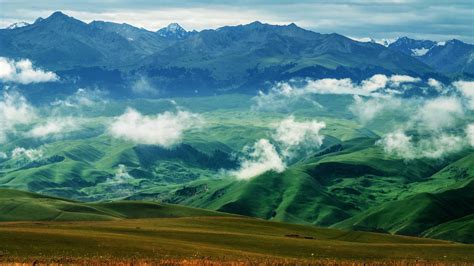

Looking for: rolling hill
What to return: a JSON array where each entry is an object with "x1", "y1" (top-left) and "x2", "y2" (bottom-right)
[
  {"x1": 0, "y1": 188, "x2": 229, "y2": 222},
  {"x1": 1, "y1": 189, "x2": 473, "y2": 264}
]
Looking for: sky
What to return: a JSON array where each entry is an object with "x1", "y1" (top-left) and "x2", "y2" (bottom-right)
[{"x1": 0, "y1": 0, "x2": 473, "y2": 43}]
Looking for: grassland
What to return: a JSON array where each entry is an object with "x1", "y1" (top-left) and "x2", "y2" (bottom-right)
[
  {"x1": 1, "y1": 189, "x2": 473, "y2": 264},
  {"x1": 1, "y1": 94, "x2": 473, "y2": 253},
  {"x1": 1, "y1": 217, "x2": 474, "y2": 264}
]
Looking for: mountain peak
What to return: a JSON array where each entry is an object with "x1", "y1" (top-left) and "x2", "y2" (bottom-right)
[
  {"x1": 157, "y1": 23, "x2": 188, "y2": 38},
  {"x1": 49, "y1": 11, "x2": 69, "y2": 19},
  {"x1": 6, "y1": 22, "x2": 30, "y2": 29}
]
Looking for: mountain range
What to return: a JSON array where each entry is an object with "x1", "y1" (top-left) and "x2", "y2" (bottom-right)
[{"x1": 1, "y1": 11, "x2": 472, "y2": 99}]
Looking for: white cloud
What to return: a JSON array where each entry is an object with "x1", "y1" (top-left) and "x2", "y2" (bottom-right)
[
  {"x1": 415, "y1": 97, "x2": 464, "y2": 131},
  {"x1": 273, "y1": 116, "x2": 326, "y2": 158},
  {"x1": 230, "y1": 116, "x2": 326, "y2": 179},
  {"x1": 427, "y1": 78, "x2": 444, "y2": 93},
  {"x1": 11, "y1": 147, "x2": 43, "y2": 161},
  {"x1": 0, "y1": 57, "x2": 58, "y2": 84},
  {"x1": 230, "y1": 139, "x2": 285, "y2": 180},
  {"x1": 28, "y1": 117, "x2": 81, "y2": 138},
  {"x1": 51, "y1": 88, "x2": 106, "y2": 108},
  {"x1": 360, "y1": 74, "x2": 389, "y2": 93},
  {"x1": 389, "y1": 75, "x2": 421, "y2": 86},
  {"x1": 453, "y1": 80, "x2": 474, "y2": 110},
  {"x1": 106, "y1": 164, "x2": 134, "y2": 183},
  {"x1": 377, "y1": 130, "x2": 416, "y2": 160},
  {"x1": 419, "y1": 134, "x2": 464, "y2": 159},
  {"x1": 108, "y1": 108, "x2": 203, "y2": 148},
  {"x1": 349, "y1": 95, "x2": 401, "y2": 124},
  {"x1": 377, "y1": 131, "x2": 464, "y2": 160},
  {"x1": 467, "y1": 124, "x2": 474, "y2": 147},
  {"x1": 254, "y1": 74, "x2": 422, "y2": 109},
  {"x1": 131, "y1": 76, "x2": 159, "y2": 95},
  {"x1": 0, "y1": 90, "x2": 36, "y2": 142}
]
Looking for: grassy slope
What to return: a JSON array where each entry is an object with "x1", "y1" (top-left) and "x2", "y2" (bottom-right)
[
  {"x1": 0, "y1": 189, "x2": 229, "y2": 222},
  {"x1": 332, "y1": 178, "x2": 474, "y2": 237},
  {"x1": 423, "y1": 214, "x2": 474, "y2": 244},
  {"x1": 3, "y1": 189, "x2": 473, "y2": 263},
  {"x1": 1, "y1": 217, "x2": 474, "y2": 263}
]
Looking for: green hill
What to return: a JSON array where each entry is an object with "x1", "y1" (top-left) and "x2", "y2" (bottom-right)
[
  {"x1": 423, "y1": 214, "x2": 474, "y2": 244},
  {"x1": 1, "y1": 189, "x2": 473, "y2": 264},
  {"x1": 0, "y1": 189, "x2": 230, "y2": 222},
  {"x1": 333, "y1": 178, "x2": 474, "y2": 238}
]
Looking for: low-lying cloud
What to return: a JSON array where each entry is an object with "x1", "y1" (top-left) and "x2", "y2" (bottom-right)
[
  {"x1": 349, "y1": 95, "x2": 401, "y2": 124},
  {"x1": 131, "y1": 76, "x2": 159, "y2": 95},
  {"x1": 230, "y1": 139, "x2": 285, "y2": 180},
  {"x1": 467, "y1": 124, "x2": 474, "y2": 148},
  {"x1": 377, "y1": 131, "x2": 465, "y2": 160},
  {"x1": 0, "y1": 90, "x2": 36, "y2": 143},
  {"x1": 51, "y1": 88, "x2": 107, "y2": 108},
  {"x1": 414, "y1": 97, "x2": 464, "y2": 132},
  {"x1": 453, "y1": 80, "x2": 474, "y2": 110},
  {"x1": 231, "y1": 116, "x2": 326, "y2": 180},
  {"x1": 108, "y1": 108, "x2": 203, "y2": 148},
  {"x1": 273, "y1": 116, "x2": 326, "y2": 159},
  {"x1": 28, "y1": 117, "x2": 81, "y2": 138},
  {"x1": 0, "y1": 57, "x2": 58, "y2": 84},
  {"x1": 11, "y1": 147, "x2": 43, "y2": 161}
]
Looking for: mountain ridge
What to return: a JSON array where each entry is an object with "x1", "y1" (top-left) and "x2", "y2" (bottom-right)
[{"x1": 0, "y1": 11, "x2": 471, "y2": 99}]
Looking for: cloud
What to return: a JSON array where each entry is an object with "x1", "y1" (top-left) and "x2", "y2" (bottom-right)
[
  {"x1": 230, "y1": 139, "x2": 285, "y2": 180},
  {"x1": 414, "y1": 97, "x2": 464, "y2": 131},
  {"x1": 349, "y1": 95, "x2": 401, "y2": 124},
  {"x1": 0, "y1": 90, "x2": 36, "y2": 142},
  {"x1": 107, "y1": 164, "x2": 134, "y2": 183},
  {"x1": 427, "y1": 78, "x2": 444, "y2": 93},
  {"x1": 51, "y1": 88, "x2": 106, "y2": 108},
  {"x1": 453, "y1": 80, "x2": 474, "y2": 110},
  {"x1": 467, "y1": 124, "x2": 474, "y2": 147},
  {"x1": 0, "y1": 57, "x2": 58, "y2": 84},
  {"x1": 273, "y1": 116, "x2": 326, "y2": 158},
  {"x1": 254, "y1": 74, "x2": 421, "y2": 109},
  {"x1": 377, "y1": 130, "x2": 416, "y2": 159},
  {"x1": 377, "y1": 130, "x2": 465, "y2": 160},
  {"x1": 131, "y1": 76, "x2": 159, "y2": 95},
  {"x1": 108, "y1": 108, "x2": 203, "y2": 147},
  {"x1": 389, "y1": 75, "x2": 421, "y2": 86},
  {"x1": 11, "y1": 147, "x2": 43, "y2": 161},
  {"x1": 28, "y1": 117, "x2": 81, "y2": 138},
  {"x1": 230, "y1": 116, "x2": 326, "y2": 179}
]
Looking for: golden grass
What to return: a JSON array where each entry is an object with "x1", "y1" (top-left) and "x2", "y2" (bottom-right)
[{"x1": 0, "y1": 217, "x2": 473, "y2": 265}]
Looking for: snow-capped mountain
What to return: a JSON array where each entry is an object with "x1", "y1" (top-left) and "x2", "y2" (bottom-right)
[
  {"x1": 6, "y1": 22, "x2": 30, "y2": 29},
  {"x1": 157, "y1": 23, "x2": 189, "y2": 39},
  {"x1": 349, "y1": 37, "x2": 396, "y2": 47},
  {"x1": 387, "y1": 37, "x2": 474, "y2": 74}
]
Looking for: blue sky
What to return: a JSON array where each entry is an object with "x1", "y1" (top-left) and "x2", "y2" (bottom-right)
[{"x1": 1, "y1": 0, "x2": 473, "y2": 43}]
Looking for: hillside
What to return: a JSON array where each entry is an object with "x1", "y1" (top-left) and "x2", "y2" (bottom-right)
[
  {"x1": 333, "y1": 178, "x2": 474, "y2": 238},
  {"x1": 0, "y1": 189, "x2": 229, "y2": 221},
  {"x1": 1, "y1": 189, "x2": 473, "y2": 264}
]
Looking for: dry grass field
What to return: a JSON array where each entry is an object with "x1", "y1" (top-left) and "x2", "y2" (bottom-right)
[{"x1": 1, "y1": 216, "x2": 473, "y2": 265}]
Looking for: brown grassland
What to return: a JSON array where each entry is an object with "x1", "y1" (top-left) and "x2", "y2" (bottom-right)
[{"x1": 0, "y1": 216, "x2": 473, "y2": 265}]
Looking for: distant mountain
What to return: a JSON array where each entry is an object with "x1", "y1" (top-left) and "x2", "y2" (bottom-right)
[
  {"x1": 388, "y1": 37, "x2": 436, "y2": 56},
  {"x1": 157, "y1": 23, "x2": 192, "y2": 39},
  {"x1": 6, "y1": 22, "x2": 30, "y2": 29},
  {"x1": 388, "y1": 37, "x2": 474, "y2": 75},
  {"x1": 0, "y1": 11, "x2": 466, "y2": 98}
]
